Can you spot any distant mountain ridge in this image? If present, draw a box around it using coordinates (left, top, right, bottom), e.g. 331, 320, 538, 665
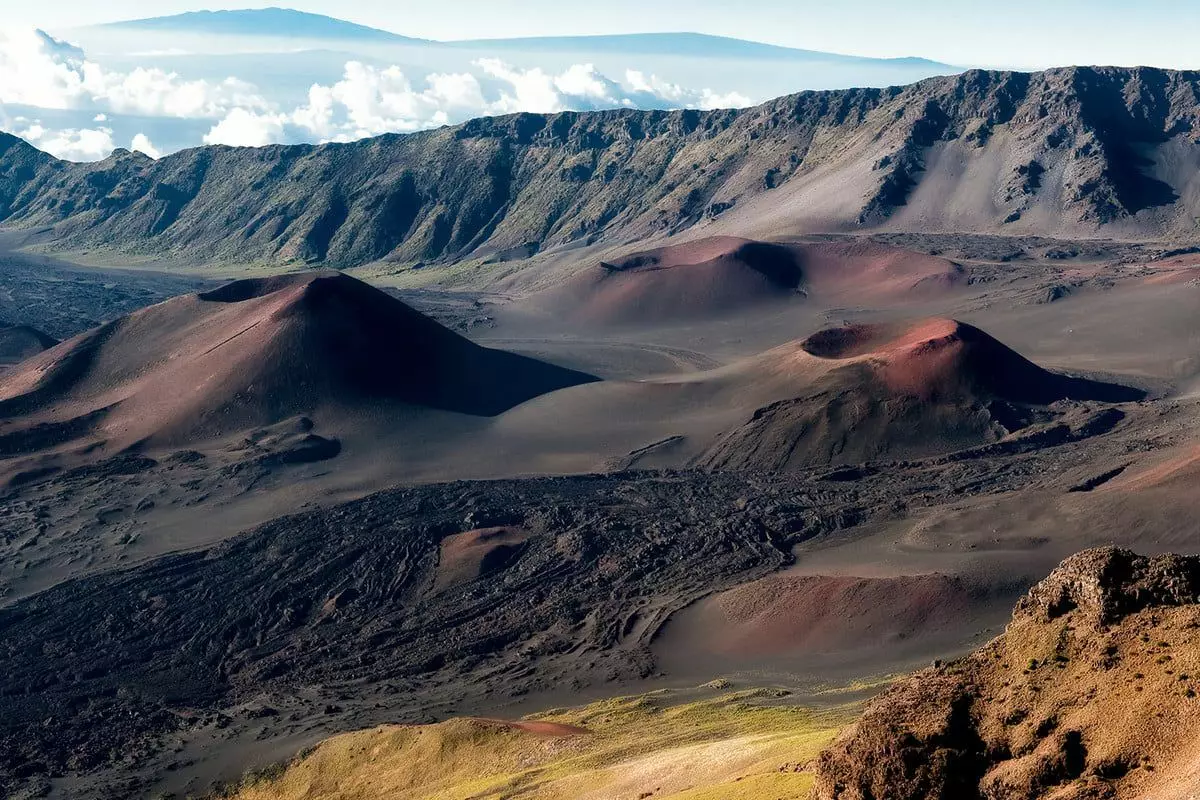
93, 7, 953, 68
100, 7, 429, 43
443, 32, 951, 67
3, 66, 1200, 272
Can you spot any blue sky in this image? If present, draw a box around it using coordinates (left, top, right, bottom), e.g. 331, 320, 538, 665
24, 0, 1200, 69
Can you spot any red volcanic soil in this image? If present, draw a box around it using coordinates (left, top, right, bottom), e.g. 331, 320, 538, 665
691, 573, 989, 657
544, 237, 965, 326
1139, 252, 1200, 285
1107, 443, 1200, 491
698, 319, 1143, 469
553, 236, 803, 325
799, 319, 1142, 405
0, 272, 596, 451
434, 526, 532, 592
794, 239, 967, 300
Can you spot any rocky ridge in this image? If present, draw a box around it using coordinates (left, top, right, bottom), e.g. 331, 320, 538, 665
2, 67, 1200, 271
814, 547, 1200, 800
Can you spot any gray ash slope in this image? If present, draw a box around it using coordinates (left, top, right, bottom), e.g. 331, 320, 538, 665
4, 67, 1200, 269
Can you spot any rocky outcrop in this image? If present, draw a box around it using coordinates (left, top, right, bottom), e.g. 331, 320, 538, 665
813, 547, 1200, 800
1016, 548, 1200, 625
4, 67, 1200, 271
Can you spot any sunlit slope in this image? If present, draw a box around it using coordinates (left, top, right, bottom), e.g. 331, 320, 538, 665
226, 689, 854, 800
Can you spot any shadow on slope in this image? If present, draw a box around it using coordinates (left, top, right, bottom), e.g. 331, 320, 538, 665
535, 237, 967, 326
0, 271, 597, 453
814, 547, 1200, 800
698, 319, 1144, 470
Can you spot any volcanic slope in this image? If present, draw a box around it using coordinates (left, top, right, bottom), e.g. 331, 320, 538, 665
697, 319, 1145, 470
813, 547, 1200, 800
483, 316, 1144, 475
225, 689, 851, 800
5, 67, 1200, 271
0, 322, 56, 368
0, 271, 596, 454
534, 237, 967, 325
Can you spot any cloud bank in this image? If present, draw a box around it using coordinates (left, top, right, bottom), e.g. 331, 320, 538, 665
201, 59, 751, 147
0, 27, 753, 160
0, 28, 269, 117
0, 113, 165, 161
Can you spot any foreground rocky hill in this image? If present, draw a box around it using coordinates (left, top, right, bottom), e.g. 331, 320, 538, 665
3, 66, 1200, 270
814, 547, 1200, 800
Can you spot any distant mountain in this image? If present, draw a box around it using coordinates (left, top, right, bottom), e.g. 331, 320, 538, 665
100, 7, 428, 43
93, 8, 952, 71
446, 31, 953, 68
3, 67, 1198, 272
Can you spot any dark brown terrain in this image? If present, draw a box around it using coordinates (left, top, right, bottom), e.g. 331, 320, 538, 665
0, 322, 55, 369
1, 64, 1200, 800
1, 223, 1198, 797
814, 548, 1200, 799
697, 318, 1142, 470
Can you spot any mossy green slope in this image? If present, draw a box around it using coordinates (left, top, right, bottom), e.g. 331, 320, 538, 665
225, 689, 855, 800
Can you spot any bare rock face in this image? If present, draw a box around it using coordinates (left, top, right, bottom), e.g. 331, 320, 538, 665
811, 672, 989, 800
813, 547, 1200, 800
4, 67, 1200, 272
1016, 548, 1200, 625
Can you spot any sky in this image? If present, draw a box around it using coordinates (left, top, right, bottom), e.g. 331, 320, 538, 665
18, 0, 1200, 70
5, 1, 1200, 162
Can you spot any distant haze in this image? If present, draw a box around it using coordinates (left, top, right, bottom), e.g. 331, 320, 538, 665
0, 8, 959, 161
5, 2, 1200, 163
11, 0, 1200, 70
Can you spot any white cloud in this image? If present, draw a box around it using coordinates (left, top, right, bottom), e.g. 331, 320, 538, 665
625, 70, 752, 109
476, 60, 573, 113
0, 27, 270, 119
2, 27, 754, 158
131, 132, 161, 158
203, 107, 286, 147
96, 68, 269, 119
307, 62, 461, 138
14, 123, 116, 161
0, 28, 87, 110
279, 58, 754, 145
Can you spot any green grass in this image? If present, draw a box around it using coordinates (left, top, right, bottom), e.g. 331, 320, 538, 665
224, 687, 857, 800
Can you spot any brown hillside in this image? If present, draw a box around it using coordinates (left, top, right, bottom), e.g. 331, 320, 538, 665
813, 547, 1200, 800
670, 572, 996, 657
698, 319, 1143, 469
539, 237, 965, 325
547, 236, 802, 324
0, 272, 595, 451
